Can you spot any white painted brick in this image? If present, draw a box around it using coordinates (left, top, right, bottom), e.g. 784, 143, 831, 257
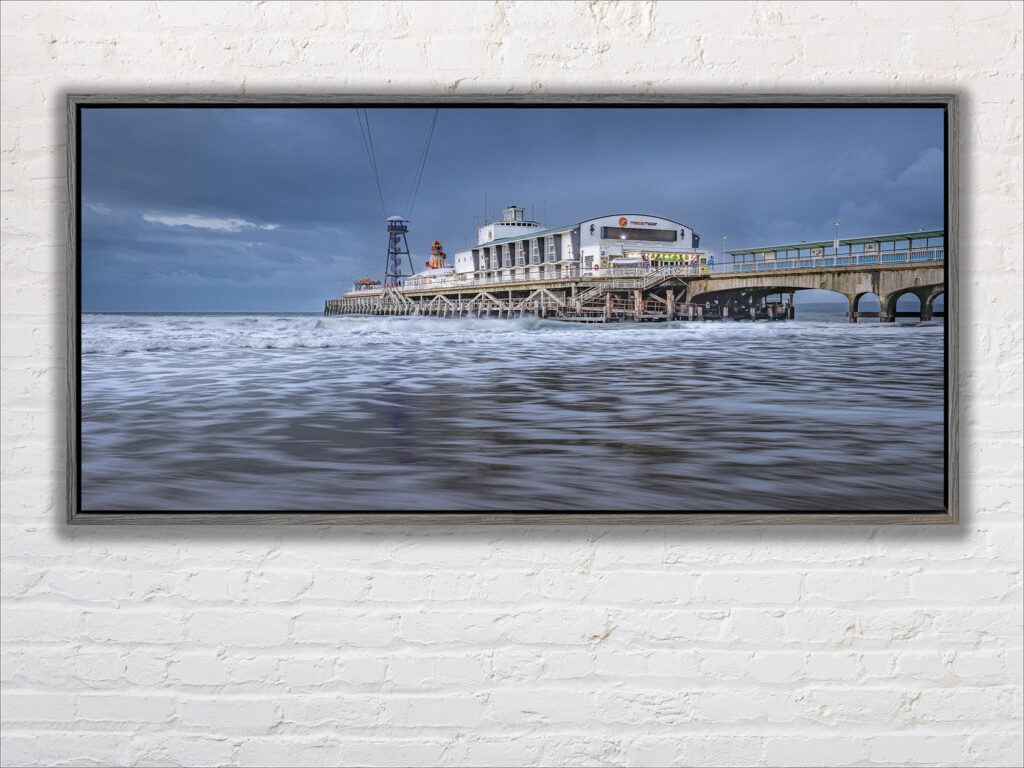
487, 689, 596, 724
911, 571, 1019, 601
167, 654, 230, 686
336, 655, 389, 686
133, 733, 237, 767
869, 733, 967, 766
1, 1, 1022, 766
279, 657, 335, 687
912, 687, 1018, 722
366, 572, 432, 602
236, 738, 340, 768
591, 570, 699, 603
336, 739, 447, 768
76, 693, 174, 723
505, 607, 607, 644
400, 609, 506, 644
84, 609, 186, 644
804, 568, 911, 602
703, 571, 804, 603
186, 609, 291, 647
176, 697, 281, 730
1, 691, 75, 722
763, 735, 868, 767
385, 695, 484, 727
279, 695, 383, 727
307, 569, 371, 600
293, 609, 399, 646
388, 653, 488, 688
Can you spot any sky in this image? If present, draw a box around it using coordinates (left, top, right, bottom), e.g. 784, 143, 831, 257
80, 106, 945, 312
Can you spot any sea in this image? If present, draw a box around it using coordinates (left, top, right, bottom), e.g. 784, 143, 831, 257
80, 311, 946, 512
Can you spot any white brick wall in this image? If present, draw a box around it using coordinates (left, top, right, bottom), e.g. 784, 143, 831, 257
1, 1, 1022, 766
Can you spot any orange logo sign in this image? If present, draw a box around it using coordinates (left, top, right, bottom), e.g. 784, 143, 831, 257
618, 217, 628, 227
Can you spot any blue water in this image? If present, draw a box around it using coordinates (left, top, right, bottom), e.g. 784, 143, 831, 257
80, 312, 946, 511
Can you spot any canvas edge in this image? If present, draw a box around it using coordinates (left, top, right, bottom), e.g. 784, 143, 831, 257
64, 92, 958, 525
66, 94, 80, 526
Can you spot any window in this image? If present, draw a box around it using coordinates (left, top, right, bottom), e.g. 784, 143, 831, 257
600, 227, 677, 242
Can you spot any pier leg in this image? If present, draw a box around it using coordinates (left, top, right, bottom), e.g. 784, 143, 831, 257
666, 289, 674, 321
847, 294, 857, 323
634, 289, 643, 321
688, 304, 694, 321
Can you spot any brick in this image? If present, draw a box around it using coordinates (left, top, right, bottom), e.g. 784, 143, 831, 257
176, 697, 281, 730
186, 609, 291, 647
237, 738, 341, 768
869, 733, 966, 765
77, 693, 174, 724
133, 733, 236, 767
387, 653, 488, 688
293, 610, 399, 646
84, 609, 186, 644
385, 695, 484, 727
591, 571, 699, 603
911, 571, 1018, 602
487, 689, 596, 724
279, 695, 382, 728
763, 735, 868, 766
702, 571, 802, 603
1, 691, 75, 722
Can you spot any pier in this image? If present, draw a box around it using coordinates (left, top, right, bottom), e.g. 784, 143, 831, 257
326, 232, 945, 324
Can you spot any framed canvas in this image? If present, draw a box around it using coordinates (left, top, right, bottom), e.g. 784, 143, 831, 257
66, 94, 958, 524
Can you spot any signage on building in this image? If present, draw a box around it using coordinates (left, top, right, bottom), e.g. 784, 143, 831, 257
618, 217, 658, 227
810, 247, 824, 257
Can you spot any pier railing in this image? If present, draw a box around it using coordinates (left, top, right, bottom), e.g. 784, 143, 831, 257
341, 248, 944, 297
711, 247, 944, 274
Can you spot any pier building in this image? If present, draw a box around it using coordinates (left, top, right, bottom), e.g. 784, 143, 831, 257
451, 205, 708, 282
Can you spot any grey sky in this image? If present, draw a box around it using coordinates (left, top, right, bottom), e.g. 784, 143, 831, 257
81, 105, 944, 311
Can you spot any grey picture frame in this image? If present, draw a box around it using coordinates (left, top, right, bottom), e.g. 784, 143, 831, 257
65, 93, 959, 525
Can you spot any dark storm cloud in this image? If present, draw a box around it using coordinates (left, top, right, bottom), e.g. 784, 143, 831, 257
81, 106, 944, 311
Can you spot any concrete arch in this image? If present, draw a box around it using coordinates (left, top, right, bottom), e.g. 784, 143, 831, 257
885, 283, 944, 321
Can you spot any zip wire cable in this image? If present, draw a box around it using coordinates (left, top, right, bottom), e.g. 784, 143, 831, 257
404, 108, 439, 220
363, 109, 387, 213
355, 109, 387, 217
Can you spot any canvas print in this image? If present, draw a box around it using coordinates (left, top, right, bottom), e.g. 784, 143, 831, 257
73, 101, 950, 517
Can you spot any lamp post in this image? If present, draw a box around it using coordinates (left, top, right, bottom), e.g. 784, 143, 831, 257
833, 222, 840, 253
721, 235, 727, 268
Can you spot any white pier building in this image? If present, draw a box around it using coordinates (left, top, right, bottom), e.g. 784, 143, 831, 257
451, 204, 710, 281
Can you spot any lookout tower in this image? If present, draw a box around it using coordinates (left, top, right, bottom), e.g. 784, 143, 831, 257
384, 216, 414, 287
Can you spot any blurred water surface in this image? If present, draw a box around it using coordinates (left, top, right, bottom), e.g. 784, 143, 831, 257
81, 312, 945, 512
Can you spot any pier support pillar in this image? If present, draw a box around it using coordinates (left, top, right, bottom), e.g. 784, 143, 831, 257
634, 289, 643, 320
665, 289, 675, 320
604, 293, 611, 321
847, 294, 857, 323
688, 304, 694, 321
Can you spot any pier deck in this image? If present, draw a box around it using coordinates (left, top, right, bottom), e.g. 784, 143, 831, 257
325, 248, 945, 323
